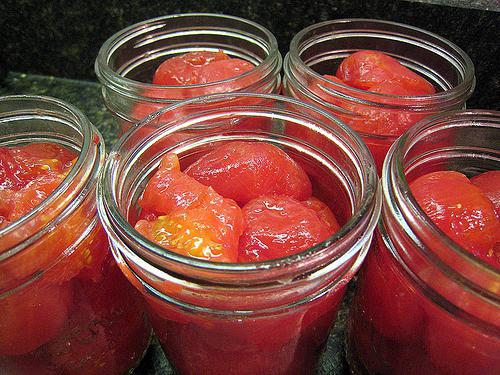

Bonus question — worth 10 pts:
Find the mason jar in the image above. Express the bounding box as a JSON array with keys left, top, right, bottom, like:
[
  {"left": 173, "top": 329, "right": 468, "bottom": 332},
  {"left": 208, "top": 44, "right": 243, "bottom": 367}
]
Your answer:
[
  {"left": 283, "top": 18, "right": 475, "bottom": 173},
  {"left": 0, "top": 95, "right": 151, "bottom": 375},
  {"left": 97, "top": 93, "right": 381, "bottom": 375},
  {"left": 346, "top": 110, "right": 499, "bottom": 374},
  {"left": 95, "top": 13, "right": 282, "bottom": 134}
]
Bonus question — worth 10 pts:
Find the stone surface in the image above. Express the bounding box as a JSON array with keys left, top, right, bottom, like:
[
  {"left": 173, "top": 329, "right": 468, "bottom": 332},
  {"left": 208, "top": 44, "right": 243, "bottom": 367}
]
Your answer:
[
  {"left": 0, "top": 72, "right": 118, "bottom": 146},
  {"left": 1, "top": 0, "right": 499, "bottom": 109},
  {"left": 404, "top": 0, "right": 500, "bottom": 11}
]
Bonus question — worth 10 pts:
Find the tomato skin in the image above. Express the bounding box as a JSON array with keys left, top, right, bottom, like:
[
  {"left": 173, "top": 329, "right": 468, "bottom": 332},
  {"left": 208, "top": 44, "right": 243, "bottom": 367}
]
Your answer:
[
  {"left": 152, "top": 51, "right": 252, "bottom": 86},
  {"left": 185, "top": 141, "right": 312, "bottom": 205},
  {"left": 301, "top": 197, "right": 340, "bottom": 232},
  {"left": 410, "top": 171, "right": 500, "bottom": 268},
  {"left": 197, "top": 59, "right": 254, "bottom": 84},
  {"left": 471, "top": 170, "right": 500, "bottom": 219},
  {"left": 137, "top": 153, "right": 243, "bottom": 262},
  {"left": 139, "top": 153, "right": 214, "bottom": 215},
  {"left": 336, "top": 50, "right": 435, "bottom": 95},
  {"left": 0, "top": 282, "right": 73, "bottom": 356},
  {"left": 238, "top": 195, "right": 334, "bottom": 262}
]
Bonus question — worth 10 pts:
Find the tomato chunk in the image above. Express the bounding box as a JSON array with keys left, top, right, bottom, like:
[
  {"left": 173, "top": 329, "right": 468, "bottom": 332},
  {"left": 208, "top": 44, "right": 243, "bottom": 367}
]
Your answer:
[
  {"left": 0, "top": 143, "right": 75, "bottom": 191},
  {"left": 336, "top": 50, "right": 435, "bottom": 95},
  {"left": 0, "top": 143, "right": 76, "bottom": 225},
  {"left": 185, "top": 141, "right": 312, "bottom": 205},
  {"left": 471, "top": 170, "right": 500, "bottom": 219},
  {"left": 410, "top": 171, "right": 500, "bottom": 268},
  {"left": 136, "top": 153, "right": 243, "bottom": 262},
  {"left": 152, "top": 51, "right": 253, "bottom": 86},
  {"left": 238, "top": 195, "right": 335, "bottom": 262},
  {"left": 301, "top": 197, "right": 340, "bottom": 232}
]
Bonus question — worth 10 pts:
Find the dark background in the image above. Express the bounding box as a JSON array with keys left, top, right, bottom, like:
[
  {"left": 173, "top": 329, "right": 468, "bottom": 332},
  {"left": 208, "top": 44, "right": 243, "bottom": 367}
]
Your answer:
[{"left": 1, "top": 0, "right": 499, "bottom": 108}]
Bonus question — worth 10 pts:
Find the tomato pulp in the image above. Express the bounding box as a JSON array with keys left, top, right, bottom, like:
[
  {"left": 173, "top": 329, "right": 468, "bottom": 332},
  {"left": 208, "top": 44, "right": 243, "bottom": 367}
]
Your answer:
[
  {"left": 134, "top": 141, "right": 347, "bottom": 374},
  {"left": 0, "top": 143, "right": 150, "bottom": 375},
  {"left": 348, "top": 169, "right": 500, "bottom": 375}
]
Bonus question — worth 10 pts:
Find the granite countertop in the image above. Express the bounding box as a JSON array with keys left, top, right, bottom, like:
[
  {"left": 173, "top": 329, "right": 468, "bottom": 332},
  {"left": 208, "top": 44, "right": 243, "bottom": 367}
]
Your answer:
[{"left": 0, "top": 71, "right": 352, "bottom": 375}]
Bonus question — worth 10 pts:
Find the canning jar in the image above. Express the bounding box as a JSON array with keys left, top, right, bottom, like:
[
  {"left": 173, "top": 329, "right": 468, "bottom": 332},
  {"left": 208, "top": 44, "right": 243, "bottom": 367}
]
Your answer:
[
  {"left": 97, "top": 93, "right": 381, "bottom": 375},
  {"left": 346, "top": 110, "right": 500, "bottom": 374},
  {"left": 283, "top": 18, "right": 475, "bottom": 173},
  {"left": 0, "top": 95, "right": 151, "bottom": 375},
  {"left": 95, "top": 13, "right": 282, "bottom": 134}
]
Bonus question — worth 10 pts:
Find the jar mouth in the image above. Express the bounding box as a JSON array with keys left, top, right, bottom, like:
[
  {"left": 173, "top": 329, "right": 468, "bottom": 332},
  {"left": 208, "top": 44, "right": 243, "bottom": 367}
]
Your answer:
[
  {"left": 0, "top": 95, "right": 105, "bottom": 258},
  {"left": 95, "top": 13, "right": 282, "bottom": 102},
  {"left": 383, "top": 110, "right": 499, "bottom": 297},
  {"left": 285, "top": 18, "right": 475, "bottom": 110},
  {"left": 98, "top": 92, "right": 380, "bottom": 278}
]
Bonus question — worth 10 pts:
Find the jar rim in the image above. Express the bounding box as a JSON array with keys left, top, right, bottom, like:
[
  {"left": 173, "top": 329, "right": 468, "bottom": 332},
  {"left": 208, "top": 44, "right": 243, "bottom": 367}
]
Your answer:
[
  {"left": 285, "top": 18, "right": 475, "bottom": 107},
  {"left": 98, "top": 92, "right": 381, "bottom": 275},
  {"left": 95, "top": 13, "right": 281, "bottom": 101},
  {"left": 382, "top": 109, "right": 499, "bottom": 296},
  {"left": 0, "top": 95, "right": 105, "bottom": 257}
]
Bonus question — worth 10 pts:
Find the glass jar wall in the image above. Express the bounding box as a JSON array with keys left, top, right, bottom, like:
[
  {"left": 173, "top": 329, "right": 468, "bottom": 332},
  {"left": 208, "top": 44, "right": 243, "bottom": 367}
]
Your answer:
[
  {"left": 97, "top": 93, "right": 381, "bottom": 375},
  {"left": 95, "top": 13, "right": 282, "bottom": 134},
  {"left": 283, "top": 18, "right": 475, "bottom": 173},
  {"left": 346, "top": 110, "right": 499, "bottom": 374},
  {"left": 0, "top": 95, "right": 151, "bottom": 375}
]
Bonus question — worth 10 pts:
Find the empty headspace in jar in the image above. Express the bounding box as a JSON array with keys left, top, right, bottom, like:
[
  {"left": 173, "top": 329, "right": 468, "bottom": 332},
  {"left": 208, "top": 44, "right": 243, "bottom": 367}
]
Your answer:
[
  {"left": 103, "top": 14, "right": 276, "bottom": 83},
  {"left": 289, "top": 18, "right": 474, "bottom": 97}
]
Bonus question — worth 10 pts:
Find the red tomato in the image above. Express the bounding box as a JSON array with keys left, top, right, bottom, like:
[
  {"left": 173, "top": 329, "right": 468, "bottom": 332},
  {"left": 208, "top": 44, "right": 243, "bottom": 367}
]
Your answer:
[
  {"left": 322, "top": 76, "right": 428, "bottom": 137},
  {"left": 0, "top": 282, "right": 72, "bottom": 356},
  {"left": 238, "top": 195, "right": 334, "bottom": 262},
  {"left": 410, "top": 171, "right": 500, "bottom": 268},
  {"left": 471, "top": 170, "right": 500, "bottom": 219},
  {"left": 1, "top": 172, "right": 66, "bottom": 223},
  {"left": 0, "top": 143, "right": 90, "bottom": 289},
  {"left": 139, "top": 153, "right": 212, "bottom": 215},
  {"left": 152, "top": 51, "right": 252, "bottom": 86},
  {"left": 336, "top": 50, "right": 435, "bottom": 95},
  {"left": 0, "top": 143, "right": 76, "bottom": 222},
  {"left": 197, "top": 58, "right": 254, "bottom": 84},
  {"left": 301, "top": 197, "right": 340, "bottom": 231},
  {"left": 185, "top": 141, "right": 312, "bottom": 205},
  {"left": 137, "top": 153, "right": 243, "bottom": 262},
  {"left": 0, "top": 143, "right": 75, "bottom": 191},
  {"left": 309, "top": 73, "right": 428, "bottom": 174},
  {"left": 0, "top": 356, "right": 57, "bottom": 375},
  {"left": 136, "top": 208, "right": 240, "bottom": 262}
]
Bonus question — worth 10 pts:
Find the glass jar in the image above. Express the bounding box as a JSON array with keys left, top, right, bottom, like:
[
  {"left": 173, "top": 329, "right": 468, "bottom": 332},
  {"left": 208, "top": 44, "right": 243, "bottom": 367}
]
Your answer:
[
  {"left": 0, "top": 95, "right": 151, "bottom": 375},
  {"left": 95, "top": 13, "right": 282, "bottom": 134},
  {"left": 346, "top": 110, "right": 500, "bottom": 374},
  {"left": 283, "top": 18, "right": 475, "bottom": 173},
  {"left": 97, "top": 92, "right": 381, "bottom": 375}
]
